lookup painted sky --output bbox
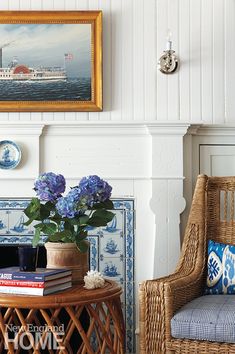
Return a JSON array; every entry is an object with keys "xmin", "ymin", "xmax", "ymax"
[{"xmin": 0, "ymin": 24, "xmax": 91, "ymax": 78}]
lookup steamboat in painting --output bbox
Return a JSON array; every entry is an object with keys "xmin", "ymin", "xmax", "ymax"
[{"xmin": 0, "ymin": 57, "xmax": 66, "ymax": 81}]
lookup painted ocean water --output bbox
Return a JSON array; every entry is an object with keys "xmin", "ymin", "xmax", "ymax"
[{"xmin": 0, "ymin": 78, "xmax": 91, "ymax": 101}]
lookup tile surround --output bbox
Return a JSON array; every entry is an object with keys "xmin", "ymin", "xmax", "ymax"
[{"xmin": 0, "ymin": 198, "xmax": 135, "ymax": 353}]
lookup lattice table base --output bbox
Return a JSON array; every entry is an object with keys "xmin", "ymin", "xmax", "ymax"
[{"xmin": 0, "ymin": 281, "xmax": 124, "ymax": 354}]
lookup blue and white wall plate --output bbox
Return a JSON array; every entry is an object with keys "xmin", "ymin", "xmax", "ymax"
[{"xmin": 0, "ymin": 140, "xmax": 21, "ymax": 170}]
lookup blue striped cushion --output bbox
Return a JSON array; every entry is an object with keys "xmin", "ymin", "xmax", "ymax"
[{"xmin": 171, "ymin": 295, "xmax": 235, "ymax": 343}]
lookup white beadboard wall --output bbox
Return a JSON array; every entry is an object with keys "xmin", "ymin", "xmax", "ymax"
[{"xmin": 1, "ymin": 0, "xmax": 233, "ymax": 123}]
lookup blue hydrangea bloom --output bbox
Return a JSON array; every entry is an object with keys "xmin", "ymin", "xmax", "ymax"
[
  {"xmin": 55, "ymin": 176, "xmax": 112, "ymax": 218},
  {"xmin": 78, "ymin": 175, "xmax": 112, "ymax": 206},
  {"xmin": 34, "ymin": 172, "xmax": 66, "ymax": 202},
  {"xmin": 56, "ymin": 187, "xmax": 82, "ymax": 218}
]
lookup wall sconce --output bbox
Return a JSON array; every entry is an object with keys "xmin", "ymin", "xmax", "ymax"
[{"xmin": 158, "ymin": 30, "xmax": 179, "ymax": 74}]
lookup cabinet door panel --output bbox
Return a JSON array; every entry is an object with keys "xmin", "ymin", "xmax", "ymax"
[{"xmin": 200, "ymin": 145, "xmax": 235, "ymax": 176}]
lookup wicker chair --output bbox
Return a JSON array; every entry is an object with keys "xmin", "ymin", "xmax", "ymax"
[{"xmin": 139, "ymin": 174, "xmax": 235, "ymax": 354}]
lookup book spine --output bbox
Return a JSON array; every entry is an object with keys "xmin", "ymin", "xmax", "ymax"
[
  {"xmin": 12, "ymin": 274, "xmax": 44, "ymax": 281},
  {"xmin": 0, "ymin": 280, "xmax": 44, "ymax": 288},
  {"xmin": 0, "ymin": 273, "xmax": 44, "ymax": 281},
  {"xmin": 0, "ymin": 286, "xmax": 43, "ymax": 295}
]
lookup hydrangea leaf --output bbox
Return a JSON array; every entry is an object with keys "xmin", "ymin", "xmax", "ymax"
[
  {"xmin": 63, "ymin": 221, "xmax": 74, "ymax": 232},
  {"xmin": 34, "ymin": 222, "xmax": 57, "ymax": 235},
  {"xmin": 78, "ymin": 215, "xmax": 90, "ymax": 225},
  {"xmin": 32, "ymin": 227, "xmax": 41, "ymax": 248},
  {"xmin": 39, "ymin": 204, "xmax": 51, "ymax": 220},
  {"xmin": 67, "ymin": 215, "xmax": 83, "ymax": 226},
  {"xmin": 48, "ymin": 230, "xmax": 73, "ymax": 242},
  {"xmin": 77, "ymin": 229, "xmax": 88, "ymax": 241},
  {"xmin": 87, "ymin": 209, "xmax": 115, "ymax": 226},
  {"xmin": 92, "ymin": 199, "xmax": 114, "ymax": 210},
  {"xmin": 24, "ymin": 197, "xmax": 41, "ymax": 219},
  {"xmin": 76, "ymin": 240, "xmax": 89, "ymax": 253}
]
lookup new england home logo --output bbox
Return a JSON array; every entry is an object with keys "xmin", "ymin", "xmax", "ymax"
[{"xmin": 4, "ymin": 324, "xmax": 65, "ymax": 350}]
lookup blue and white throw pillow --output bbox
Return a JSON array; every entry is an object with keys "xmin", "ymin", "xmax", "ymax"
[{"xmin": 205, "ymin": 239, "xmax": 235, "ymax": 294}]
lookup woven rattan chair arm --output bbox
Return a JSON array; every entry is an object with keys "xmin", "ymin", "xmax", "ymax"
[
  {"xmin": 139, "ymin": 271, "xmax": 186, "ymax": 296},
  {"xmin": 139, "ymin": 271, "xmax": 190, "ymax": 354},
  {"xmin": 139, "ymin": 278, "xmax": 167, "ymax": 354},
  {"xmin": 165, "ymin": 271, "xmax": 205, "ymax": 309},
  {"xmin": 139, "ymin": 271, "xmax": 205, "ymax": 354}
]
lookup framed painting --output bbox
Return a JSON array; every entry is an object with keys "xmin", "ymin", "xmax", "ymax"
[{"xmin": 0, "ymin": 11, "xmax": 102, "ymax": 112}]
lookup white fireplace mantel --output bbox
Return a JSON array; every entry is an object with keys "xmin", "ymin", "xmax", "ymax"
[{"xmin": 0, "ymin": 121, "xmax": 191, "ymax": 281}]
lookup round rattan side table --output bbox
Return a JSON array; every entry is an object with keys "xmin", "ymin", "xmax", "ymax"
[{"xmin": 0, "ymin": 279, "xmax": 124, "ymax": 353}]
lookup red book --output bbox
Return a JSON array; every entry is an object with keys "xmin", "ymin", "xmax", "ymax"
[{"xmin": 0, "ymin": 275, "xmax": 72, "ymax": 288}]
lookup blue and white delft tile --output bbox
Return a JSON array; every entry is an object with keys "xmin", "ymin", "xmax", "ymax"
[
  {"xmin": 7, "ymin": 236, "xmax": 21, "ymax": 244},
  {"xmin": 126, "ymin": 258, "xmax": 134, "ymax": 283},
  {"xmin": 125, "ymin": 302, "xmax": 136, "ymax": 353},
  {"xmin": 100, "ymin": 233, "xmax": 124, "ymax": 258},
  {"xmin": 0, "ymin": 236, "xmax": 10, "ymax": 244},
  {"xmin": 0, "ymin": 200, "xmax": 10, "ymax": 209},
  {"xmin": 112, "ymin": 200, "xmax": 125, "ymax": 209},
  {"xmin": 87, "ymin": 236, "xmax": 99, "ymax": 271},
  {"xmin": 124, "ymin": 200, "xmax": 134, "ymax": 211},
  {"xmin": 17, "ymin": 236, "xmax": 32, "ymax": 244},
  {"xmin": 8, "ymin": 235, "xmax": 38, "ymax": 245},
  {"xmin": 113, "ymin": 199, "xmax": 134, "ymax": 211},
  {"xmin": 86, "ymin": 225, "xmax": 99, "ymax": 235},
  {"xmin": 8, "ymin": 210, "xmax": 30, "ymax": 235},
  {"xmin": 99, "ymin": 256, "xmax": 124, "ymax": 281},
  {"xmin": 101, "ymin": 210, "xmax": 124, "ymax": 236},
  {"xmin": 126, "ymin": 328, "xmax": 136, "ymax": 354},
  {"xmin": 20, "ymin": 236, "xmax": 30, "ymax": 243},
  {"xmin": 0, "ymin": 211, "xmax": 8, "ymax": 235},
  {"xmin": 125, "ymin": 303, "xmax": 135, "ymax": 331},
  {"xmin": 125, "ymin": 281, "xmax": 135, "ymax": 306},
  {"xmin": 8, "ymin": 200, "xmax": 29, "ymax": 209},
  {"xmin": 116, "ymin": 276, "xmax": 125, "ymax": 286},
  {"xmin": 125, "ymin": 211, "xmax": 135, "ymax": 258}
]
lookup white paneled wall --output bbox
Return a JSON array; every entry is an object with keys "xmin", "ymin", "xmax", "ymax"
[{"xmin": 0, "ymin": 0, "xmax": 232, "ymax": 123}]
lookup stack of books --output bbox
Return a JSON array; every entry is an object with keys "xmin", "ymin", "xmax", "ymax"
[{"xmin": 0, "ymin": 267, "xmax": 72, "ymax": 295}]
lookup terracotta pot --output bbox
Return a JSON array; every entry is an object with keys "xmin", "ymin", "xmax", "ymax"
[{"xmin": 45, "ymin": 242, "xmax": 89, "ymax": 284}]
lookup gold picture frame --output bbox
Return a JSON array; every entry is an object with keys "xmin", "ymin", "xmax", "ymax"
[{"xmin": 0, "ymin": 11, "xmax": 102, "ymax": 112}]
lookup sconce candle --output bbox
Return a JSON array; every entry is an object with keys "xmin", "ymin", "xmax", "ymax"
[
  {"xmin": 166, "ymin": 40, "xmax": 172, "ymax": 51},
  {"xmin": 166, "ymin": 29, "xmax": 172, "ymax": 51}
]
